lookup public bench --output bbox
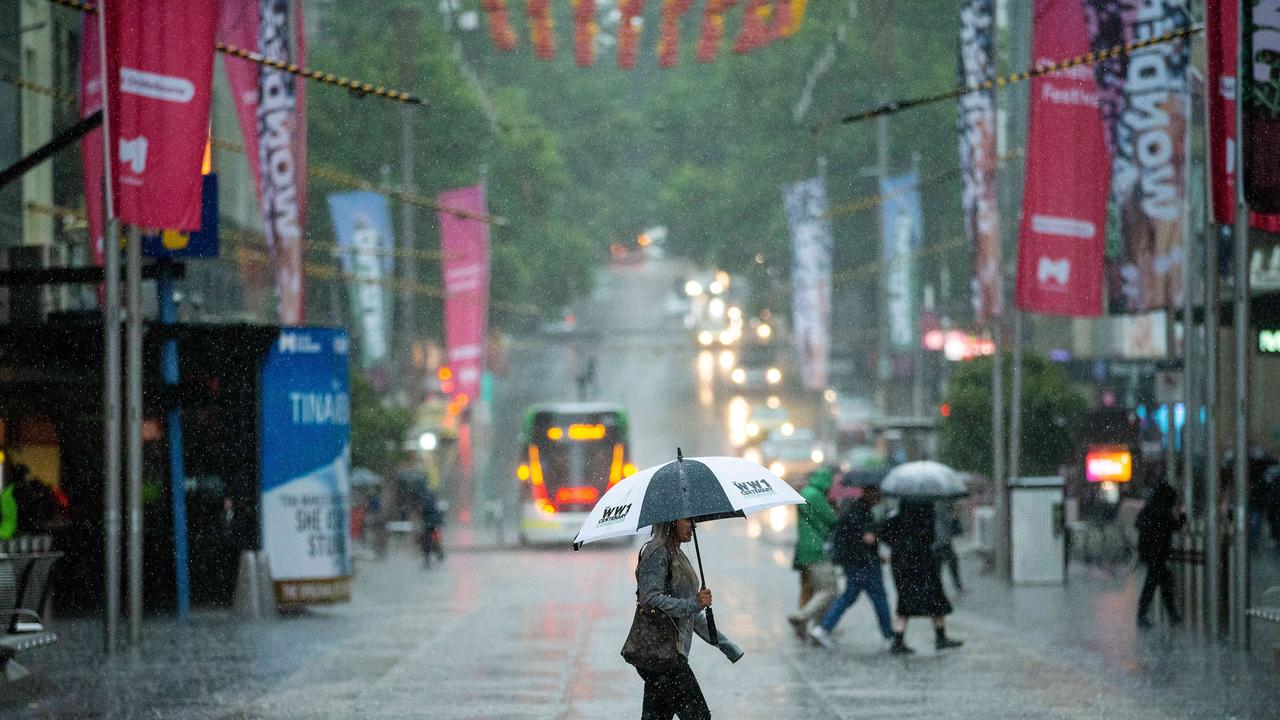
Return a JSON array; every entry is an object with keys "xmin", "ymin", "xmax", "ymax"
[{"xmin": 0, "ymin": 549, "xmax": 62, "ymax": 681}]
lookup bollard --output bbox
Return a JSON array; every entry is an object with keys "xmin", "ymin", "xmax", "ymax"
[
  {"xmin": 233, "ymin": 551, "xmax": 276, "ymax": 618},
  {"xmin": 256, "ymin": 552, "xmax": 276, "ymax": 615}
]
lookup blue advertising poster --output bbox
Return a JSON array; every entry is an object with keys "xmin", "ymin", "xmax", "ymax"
[
  {"xmin": 879, "ymin": 172, "xmax": 922, "ymax": 355},
  {"xmin": 260, "ymin": 328, "xmax": 352, "ymax": 604},
  {"xmin": 327, "ymin": 191, "xmax": 394, "ymax": 369},
  {"xmin": 141, "ymin": 173, "xmax": 220, "ymax": 258}
]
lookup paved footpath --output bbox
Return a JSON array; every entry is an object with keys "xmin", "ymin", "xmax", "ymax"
[{"xmin": 4, "ymin": 522, "xmax": 1279, "ymax": 720}]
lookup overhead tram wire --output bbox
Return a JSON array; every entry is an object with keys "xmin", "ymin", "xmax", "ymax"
[
  {"xmin": 0, "ymin": 74, "xmax": 506, "ymax": 226},
  {"xmin": 49, "ymin": 0, "xmax": 421, "ymax": 106},
  {"xmin": 814, "ymin": 22, "xmax": 1203, "ymax": 132}
]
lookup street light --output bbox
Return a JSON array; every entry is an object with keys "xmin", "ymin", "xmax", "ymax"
[
  {"xmin": 756, "ymin": 323, "xmax": 772, "ymax": 340},
  {"xmin": 685, "ymin": 280, "xmax": 704, "ymax": 297},
  {"xmin": 418, "ymin": 432, "xmax": 438, "ymax": 451}
]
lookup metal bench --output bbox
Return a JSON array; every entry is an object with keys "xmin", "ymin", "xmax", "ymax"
[{"xmin": 0, "ymin": 551, "xmax": 62, "ymax": 682}]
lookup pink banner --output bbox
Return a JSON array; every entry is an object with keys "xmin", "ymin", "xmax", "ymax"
[
  {"xmin": 103, "ymin": 0, "xmax": 217, "ymax": 231},
  {"xmin": 1206, "ymin": 1, "xmax": 1280, "ymax": 231},
  {"xmin": 1015, "ymin": 0, "xmax": 1108, "ymax": 317},
  {"xmin": 79, "ymin": 16, "xmax": 104, "ymax": 269},
  {"xmin": 217, "ymin": 0, "xmax": 308, "ymax": 325},
  {"xmin": 438, "ymin": 186, "xmax": 491, "ymax": 404}
]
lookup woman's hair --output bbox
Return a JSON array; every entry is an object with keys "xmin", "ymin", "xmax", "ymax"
[{"xmin": 651, "ymin": 521, "xmax": 680, "ymax": 545}]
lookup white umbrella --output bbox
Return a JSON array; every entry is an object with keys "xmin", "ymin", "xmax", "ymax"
[
  {"xmin": 880, "ymin": 460, "xmax": 968, "ymax": 499},
  {"xmin": 573, "ymin": 449, "xmax": 806, "ymax": 643}
]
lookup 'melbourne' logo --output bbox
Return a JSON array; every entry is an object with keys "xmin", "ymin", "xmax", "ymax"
[
  {"xmin": 597, "ymin": 503, "xmax": 631, "ymax": 526},
  {"xmin": 734, "ymin": 479, "xmax": 776, "ymax": 497}
]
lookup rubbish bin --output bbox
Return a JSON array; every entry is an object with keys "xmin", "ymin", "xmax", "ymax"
[{"xmin": 1011, "ymin": 476, "xmax": 1066, "ymax": 585}]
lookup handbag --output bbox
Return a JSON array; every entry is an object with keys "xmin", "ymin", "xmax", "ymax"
[{"xmin": 621, "ymin": 545, "xmax": 681, "ymax": 672}]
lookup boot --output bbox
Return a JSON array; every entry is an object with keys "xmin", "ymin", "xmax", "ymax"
[
  {"xmin": 935, "ymin": 626, "xmax": 963, "ymax": 650},
  {"xmin": 889, "ymin": 632, "xmax": 914, "ymax": 655}
]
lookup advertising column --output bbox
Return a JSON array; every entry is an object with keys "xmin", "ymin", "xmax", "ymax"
[
  {"xmin": 782, "ymin": 176, "xmax": 833, "ymax": 391},
  {"xmin": 260, "ymin": 328, "xmax": 352, "ymax": 605}
]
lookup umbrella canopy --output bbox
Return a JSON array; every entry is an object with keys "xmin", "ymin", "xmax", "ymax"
[
  {"xmin": 572, "ymin": 452, "xmax": 806, "ymax": 549},
  {"xmin": 350, "ymin": 467, "xmax": 384, "ymax": 488},
  {"xmin": 881, "ymin": 460, "xmax": 968, "ymax": 499}
]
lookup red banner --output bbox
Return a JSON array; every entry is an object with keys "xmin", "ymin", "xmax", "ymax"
[
  {"xmin": 657, "ymin": 0, "xmax": 695, "ymax": 69},
  {"xmin": 438, "ymin": 186, "xmax": 491, "ymax": 405},
  {"xmin": 1207, "ymin": 1, "xmax": 1280, "ymax": 231},
  {"xmin": 102, "ymin": 0, "xmax": 217, "ymax": 231},
  {"xmin": 481, "ymin": 0, "xmax": 519, "ymax": 52},
  {"xmin": 1015, "ymin": 0, "xmax": 1108, "ymax": 317},
  {"xmin": 734, "ymin": 0, "xmax": 772, "ymax": 54},
  {"xmin": 79, "ymin": 17, "xmax": 105, "ymax": 269},
  {"xmin": 572, "ymin": 0, "xmax": 597, "ymax": 67},
  {"xmin": 217, "ymin": 0, "xmax": 308, "ymax": 325},
  {"xmin": 697, "ymin": 0, "xmax": 737, "ymax": 63},
  {"xmin": 527, "ymin": 0, "xmax": 556, "ymax": 60}
]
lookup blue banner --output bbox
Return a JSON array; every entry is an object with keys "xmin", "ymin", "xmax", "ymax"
[
  {"xmin": 327, "ymin": 191, "xmax": 394, "ymax": 368},
  {"xmin": 260, "ymin": 328, "xmax": 351, "ymax": 603},
  {"xmin": 880, "ymin": 172, "xmax": 922, "ymax": 354}
]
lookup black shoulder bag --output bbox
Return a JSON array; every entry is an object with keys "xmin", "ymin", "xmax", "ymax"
[{"xmin": 621, "ymin": 545, "xmax": 681, "ymax": 672}]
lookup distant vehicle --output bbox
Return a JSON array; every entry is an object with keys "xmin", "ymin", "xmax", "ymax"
[
  {"xmin": 760, "ymin": 427, "xmax": 827, "ymax": 485},
  {"xmin": 663, "ymin": 293, "xmax": 689, "ymax": 320},
  {"xmin": 541, "ymin": 312, "xmax": 577, "ymax": 335},
  {"xmin": 744, "ymin": 402, "xmax": 790, "ymax": 445},
  {"xmin": 729, "ymin": 342, "xmax": 783, "ymax": 392},
  {"xmin": 516, "ymin": 403, "xmax": 636, "ymax": 546}
]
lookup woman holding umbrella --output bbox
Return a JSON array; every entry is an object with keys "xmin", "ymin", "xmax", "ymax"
[
  {"xmin": 573, "ymin": 450, "xmax": 804, "ymax": 719},
  {"xmin": 631, "ymin": 518, "xmax": 743, "ymax": 719},
  {"xmin": 879, "ymin": 462, "xmax": 967, "ymax": 654}
]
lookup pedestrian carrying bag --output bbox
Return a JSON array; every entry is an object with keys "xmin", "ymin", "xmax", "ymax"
[{"xmin": 621, "ymin": 545, "xmax": 681, "ymax": 672}]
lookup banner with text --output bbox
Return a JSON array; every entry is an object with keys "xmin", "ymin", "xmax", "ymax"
[
  {"xmin": 958, "ymin": 0, "xmax": 1002, "ymax": 326},
  {"xmin": 880, "ymin": 173, "xmax": 923, "ymax": 354},
  {"xmin": 783, "ymin": 176, "xmax": 833, "ymax": 390},
  {"xmin": 260, "ymin": 328, "xmax": 351, "ymax": 605},
  {"xmin": 328, "ymin": 192, "xmax": 394, "ymax": 370},
  {"xmin": 218, "ymin": 0, "xmax": 308, "ymax": 324},
  {"xmin": 1243, "ymin": 1, "xmax": 1280, "ymax": 215},
  {"xmin": 438, "ymin": 185, "xmax": 491, "ymax": 404},
  {"xmin": 102, "ymin": 0, "xmax": 217, "ymax": 231},
  {"xmin": 1083, "ymin": 0, "xmax": 1190, "ymax": 312},
  {"xmin": 1016, "ymin": 0, "xmax": 1108, "ymax": 317}
]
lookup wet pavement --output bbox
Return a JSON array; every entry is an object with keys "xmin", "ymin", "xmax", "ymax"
[{"xmin": 4, "ymin": 257, "xmax": 1280, "ymax": 718}]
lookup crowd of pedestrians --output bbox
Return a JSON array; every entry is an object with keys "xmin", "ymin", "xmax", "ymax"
[{"xmin": 788, "ymin": 468, "xmax": 963, "ymax": 654}]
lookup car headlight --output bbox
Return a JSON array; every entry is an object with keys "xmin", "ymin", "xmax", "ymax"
[
  {"xmin": 698, "ymin": 331, "xmax": 713, "ymax": 346},
  {"xmin": 731, "ymin": 368, "xmax": 746, "ymax": 384},
  {"xmin": 769, "ymin": 461, "xmax": 786, "ymax": 478},
  {"xmin": 766, "ymin": 367, "xmax": 782, "ymax": 384},
  {"xmin": 745, "ymin": 422, "xmax": 760, "ymax": 437},
  {"xmin": 811, "ymin": 449, "xmax": 825, "ymax": 464}
]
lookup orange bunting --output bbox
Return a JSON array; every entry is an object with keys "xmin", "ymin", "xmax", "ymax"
[
  {"xmin": 526, "ymin": 0, "xmax": 556, "ymax": 60},
  {"xmin": 617, "ymin": 0, "xmax": 645, "ymax": 69},
  {"xmin": 733, "ymin": 0, "xmax": 772, "ymax": 54},
  {"xmin": 481, "ymin": 0, "xmax": 518, "ymax": 52},
  {"xmin": 776, "ymin": 0, "xmax": 807, "ymax": 38},
  {"xmin": 697, "ymin": 0, "xmax": 738, "ymax": 62},
  {"xmin": 572, "ymin": 0, "xmax": 597, "ymax": 67},
  {"xmin": 657, "ymin": 0, "xmax": 696, "ymax": 69}
]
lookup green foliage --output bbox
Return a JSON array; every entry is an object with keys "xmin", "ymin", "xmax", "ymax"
[
  {"xmin": 940, "ymin": 354, "xmax": 1089, "ymax": 478},
  {"xmin": 349, "ymin": 368, "xmax": 413, "ymax": 475}
]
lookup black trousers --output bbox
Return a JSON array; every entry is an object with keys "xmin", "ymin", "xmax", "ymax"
[
  {"xmin": 636, "ymin": 656, "xmax": 710, "ymax": 720},
  {"xmin": 1137, "ymin": 560, "xmax": 1180, "ymax": 621}
]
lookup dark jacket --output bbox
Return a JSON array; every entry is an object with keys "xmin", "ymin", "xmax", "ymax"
[
  {"xmin": 1136, "ymin": 483, "xmax": 1183, "ymax": 564},
  {"xmin": 828, "ymin": 498, "xmax": 879, "ymax": 569},
  {"xmin": 635, "ymin": 539, "xmax": 741, "ymax": 660},
  {"xmin": 881, "ymin": 501, "xmax": 952, "ymax": 617}
]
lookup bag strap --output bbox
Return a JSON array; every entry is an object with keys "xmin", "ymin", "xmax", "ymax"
[{"xmin": 635, "ymin": 542, "xmax": 675, "ymax": 603}]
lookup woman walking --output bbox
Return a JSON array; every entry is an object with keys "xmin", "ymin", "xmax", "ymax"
[
  {"xmin": 628, "ymin": 518, "xmax": 743, "ymax": 719},
  {"xmin": 880, "ymin": 501, "xmax": 963, "ymax": 654}
]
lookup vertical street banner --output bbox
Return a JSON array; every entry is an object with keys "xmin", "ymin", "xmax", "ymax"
[
  {"xmin": 617, "ymin": 0, "xmax": 645, "ymax": 69},
  {"xmin": 1242, "ymin": 2, "xmax": 1280, "ymax": 215},
  {"xmin": 1082, "ymin": 0, "xmax": 1190, "ymax": 312},
  {"xmin": 260, "ymin": 328, "xmax": 352, "ymax": 605},
  {"xmin": 782, "ymin": 176, "xmax": 833, "ymax": 391},
  {"xmin": 880, "ymin": 173, "xmax": 922, "ymax": 354},
  {"xmin": 327, "ymin": 192, "xmax": 394, "ymax": 370},
  {"xmin": 79, "ymin": 17, "xmax": 105, "ymax": 270},
  {"xmin": 958, "ymin": 0, "xmax": 1002, "ymax": 327},
  {"xmin": 481, "ymin": 0, "xmax": 519, "ymax": 52},
  {"xmin": 438, "ymin": 186, "xmax": 492, "ymax": 404},
  {"xmin": 1015, "ymin": 0, "xmax": 1109, "ymax": 317},
  {"xmin": 218, "ymin": 0, "xmax": 308, "ymax": 325},
  {"xmin": 101, "ymin": 0, "xmax": 218, "ymax": 231}
]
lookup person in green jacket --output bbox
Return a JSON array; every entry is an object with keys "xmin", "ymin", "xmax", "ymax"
[{"xmin": 787, "ymin": 467, "xmax": 839, "ymax": 639}]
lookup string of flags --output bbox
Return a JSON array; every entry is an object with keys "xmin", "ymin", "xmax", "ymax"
[{"xmin": 480, "ymin": 0, "xmax": 807, "ymax": 68}]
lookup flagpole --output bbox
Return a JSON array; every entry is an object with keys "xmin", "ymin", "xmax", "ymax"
[
  {"xmin": 1231, "ymin": 0, "xmax": 1251, "ymax": 650},
  {"xmin": 96, "ymin": 0, "xmax": 122, "ymax": 656}
]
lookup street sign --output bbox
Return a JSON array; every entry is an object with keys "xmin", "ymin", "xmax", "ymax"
[
  {"xmin": 141, "ymin": 173, "xmax": 219, "ymax": 258},
  {"xmin": 1155, "ymin": 370, "xmax": 1183, "ymax": 404}
]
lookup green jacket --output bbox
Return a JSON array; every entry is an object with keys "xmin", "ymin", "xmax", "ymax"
[{"xmin": 793, "ymin": 468, "xmax": 837, "ymax": 568}]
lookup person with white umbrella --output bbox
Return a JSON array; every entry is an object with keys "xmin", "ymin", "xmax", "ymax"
[{"xmin": 574, "ymin": 450, "xmax": 805, "ymax": 719}]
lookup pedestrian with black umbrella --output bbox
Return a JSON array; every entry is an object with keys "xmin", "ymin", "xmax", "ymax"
[{"xmin": 574, "ymin": 450, "xmax": 805, "ymax": 719}]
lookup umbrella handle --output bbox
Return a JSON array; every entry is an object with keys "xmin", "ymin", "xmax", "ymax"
[
  {"xmin": 691, "ymin": 525, "xmax": 718, "ymax": 644},
  {"xmin": 704, "ymin": 606, "xmax": 719, "ymax": 645}
]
